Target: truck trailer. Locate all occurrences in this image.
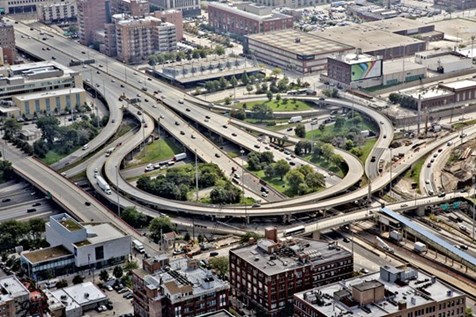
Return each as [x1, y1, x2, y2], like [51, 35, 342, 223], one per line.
[288, 116, 303, 123]
[96, 175, 112, 195]
[132, 240, 145, 253]
[173, 153, 187, 161]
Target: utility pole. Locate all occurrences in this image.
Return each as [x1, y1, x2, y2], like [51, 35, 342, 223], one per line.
[116, 165, 120, 217]
[195, 148, 199, 202]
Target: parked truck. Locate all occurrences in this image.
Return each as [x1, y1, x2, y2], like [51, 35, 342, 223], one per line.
[288, 116, 302, 124]
[414, 242, 427, 253]
[96, 175, 112, 195]
[389, 230, 402, 242]
[132, 240, 145, 253]
[173, 153, 187, 161]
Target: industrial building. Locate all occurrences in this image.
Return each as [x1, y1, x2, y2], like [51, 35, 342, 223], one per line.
[434, 0, 476, 10]
[208, 2, 293, 39]
[230, 228, 353, 316]
[152, 57, 262, 88]
[37, 0, 77, 24]
[403, 80, 476, 109]
[415, 51, 473, 74]
[294, 265, 466, 317]
[325, 51, 426, 89]
[0, 61, 85, 118]
[21, 213, 131, 281]
[347, 4, 399, 21]
[149, 0, 200, 17]
[0, 20, 16, 65]
[0, 275, 30, 317]
[132, 255, 230, 317]
[45, 282, 108, 316]
[246, 29, 353, 74]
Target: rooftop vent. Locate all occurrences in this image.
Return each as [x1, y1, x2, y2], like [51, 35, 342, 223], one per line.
[295, 38, 301, 43]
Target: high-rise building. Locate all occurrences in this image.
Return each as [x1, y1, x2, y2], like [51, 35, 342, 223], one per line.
[294, 265, 467, 317]
[132, 255, 230, 317]
[208, 2, 293, 38]
[230, 228, 354, 316]
[114, 14, 176, 64]
[0, 276, 30, 317]
[37, 0, 77, 24]
[77, 0, 108, 46]
[153, 10, 183, 41]
[149, 0, 200, 17]
[0, 20, 15, 65]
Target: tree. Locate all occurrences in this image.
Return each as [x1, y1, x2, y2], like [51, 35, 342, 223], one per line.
[67, 24, 78, 35]
[230, 76, 238, 88]
[334, 117, 345, 129]
[322, 88, 339, 98]
[148, 55, 157, 66]
[121, 207, 148, 228]
[274, 159, 290, 180]
[72, 275, 84, 284]
[266, 91, 273, 101]
[149, 216, 175, 243]
[124, 260, 139, 272]
[271, 67, 282, 79]
[113, 266, 123, 278]
[242, 85, 252, 95]
[287, 169, 305, 193]
[219, 77, 228, 90]
[209, 256, 229, 275]
[184, 232, 191, 241]
[214, 45, 225, 56]
[99, 270, 109, 282]
[224, 97, 231, 105]
[321, 143, 335, 159]
[3, 119, 20, 139]
[264, 165, 274, 179]
[241, 71, 250, 85]
[277, 77, 289, 92]
[247, 152, 262, 170]
[276, 93, 282, 102]
[241, 231, 262, 243]
[251, 103, 273, 121]
[295, 124, 306, 138]
[36, 116, 60, 145]
[388, 93, 401, 104]
[56, 280, 68, 288]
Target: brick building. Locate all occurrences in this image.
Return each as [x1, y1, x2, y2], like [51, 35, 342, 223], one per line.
[404, 80, 476, 109]
[294, 265, 466, 317]
[153, 10, 184, 41]
[208, 2, 293, 39]
[0, 20, 15, 65]
[132, 255, 230, 317]
[230, 228, 353, 316]
[77, 0, 107, 46]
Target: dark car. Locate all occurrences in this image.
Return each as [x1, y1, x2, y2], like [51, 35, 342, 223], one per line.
[85, 201, 91, 206]
[120, 84, 125, 88]
[210, 252, 219, 257]
[2, 198, 11, 203]
[32, 202, 41, 207]
[175, 121, 180, 126]
[27, 208, 36, 213]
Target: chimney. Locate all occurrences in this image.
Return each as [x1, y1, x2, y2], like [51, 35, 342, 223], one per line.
[398, 300, 407, 310]
[265, 227, 278, 242]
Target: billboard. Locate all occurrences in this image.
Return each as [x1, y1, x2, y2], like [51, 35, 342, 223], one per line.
[351, 60, 382, 81]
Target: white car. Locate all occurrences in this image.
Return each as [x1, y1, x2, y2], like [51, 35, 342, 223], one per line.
[178, 99, 184, 104]
[145, 164, 154, 171]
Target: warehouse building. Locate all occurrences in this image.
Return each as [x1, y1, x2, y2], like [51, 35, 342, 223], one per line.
[415, 51, 473, 74]
[230, 228, 353, 316]
[294, 265, 466, 317]
[245, 29, 353, 74]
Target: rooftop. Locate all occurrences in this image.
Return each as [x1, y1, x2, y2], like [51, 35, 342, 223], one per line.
[364, 17, 430, 33]
[0, 276, 29, 303]
[22, 245, 72, 264]
[382, 59, 427, 75]
[332, 52, 381, 65]
[315, 26, 424, 54]
[7, 61, 76, 77]
[83, 223, 127, 244]
[407, 86, 453, 100]
[294, 265, 465, 317]
[209, 2, 291, 21]
[231, 238, 352, 276]
[54, 282, 107, 306]
[13, 88, 84, 101]
[440, 80, 476, 91]
[247, 29, 352, 56]
[197, 310, 235, 317]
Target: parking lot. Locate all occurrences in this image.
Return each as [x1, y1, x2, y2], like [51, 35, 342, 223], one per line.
[85, 285, 134, 317]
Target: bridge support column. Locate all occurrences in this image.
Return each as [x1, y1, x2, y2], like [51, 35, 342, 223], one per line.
[312, 231, 320, 240]
[415, 206, 425, 217]
[245, 216, 250, 224]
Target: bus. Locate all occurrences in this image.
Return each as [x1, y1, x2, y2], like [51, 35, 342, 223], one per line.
[283, 225, 305, 237]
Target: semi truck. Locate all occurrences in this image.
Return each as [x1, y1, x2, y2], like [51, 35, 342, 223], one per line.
[173, 153, 187, 161]
[132, 240, 145, 253]
[96, 175, 112, 195]
[288, 116, 303, 123]
[414, 242, 427, 253]
[376, 237, 394, 253]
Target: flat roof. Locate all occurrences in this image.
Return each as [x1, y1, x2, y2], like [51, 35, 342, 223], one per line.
[197, 310, 234, 317]
[407, 87, 453, 100]
[364, 17, 430, 33]
[382, 59, 426, 75]
[315, 26, 424, 54]
[83, 223, 127, 244]
[295, 265, 464, 317]
[247, 29, 353, 56]
[381, 208, 476, 267]
[60, 282, 107, 306]
[231, 238, 352, 276]
[433, 18, 476, 40]
[13, 88, 84, 101]
[332, 52, 380, 65]
[209, 2, 290, 21]
[0, 276, 29, 303]
[7, 61, 75, 75]
[22, 245, 72, 264]
[440, 80, 476, 91]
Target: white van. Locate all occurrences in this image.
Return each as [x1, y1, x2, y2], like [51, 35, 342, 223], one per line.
[82, 144, 89, 150]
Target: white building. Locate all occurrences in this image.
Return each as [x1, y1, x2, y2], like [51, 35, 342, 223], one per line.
[21, 213, 131, 281]
[0, 61, 85, 118]
[45, 282, 108, 317]
[415, 51, 473, 74]
[37, 0, 77, 24]
[0, 276, 30, 316]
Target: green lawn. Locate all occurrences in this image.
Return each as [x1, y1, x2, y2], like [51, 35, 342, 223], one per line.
[236, 99, 313, 112]
[304, 155, 345, 178]
[453, 119, 476, 130]
[42, 150, 67, 165]
[130, 138, 181, 166]
[251, 170, 291, 196]
[306, 116, 375, 141]
[405, 156, 427, 184]
[359, 138, 377, 163]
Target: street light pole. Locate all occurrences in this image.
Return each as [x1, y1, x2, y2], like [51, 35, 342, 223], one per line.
[240, 149, 246, 223]
[195, 148, 199, 202]
[389, 148, 393, 192]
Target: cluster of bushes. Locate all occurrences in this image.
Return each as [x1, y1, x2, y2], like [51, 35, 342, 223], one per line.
[0, 219, 47, 253]
[389, 93, 417, 108]
[148, 46, 225, 66]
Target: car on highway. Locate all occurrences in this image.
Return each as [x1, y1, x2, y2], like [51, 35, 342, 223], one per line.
[343, 237, 350, 243]
[144, 98, 149, 102]
[120, 84, 125, 88]
[261, 192, 268, 197]
[460, 244, 468, 250]
[425, 179, 430, 184]
[85, 201, 91, 206]
[400, 204, 408, 208]
[265, 146, 270, 150]
[215, 153, 221, 158]
[147, 78, 152, 81]
[82, 144, 89, 150]
[1, 198, 11, 203]
[32, 202, 41, 207]
[175, 121, 180, 126]
[210, 252, 219, 257]
[27, 208, 36, 213]
[427, 163, 431, 168]
[178, 99, 184, 104]
[232, 133, 237, 137]
[438, 148, 443, 153]
[287, 128, 293, 131]
[433, 153, 438, 158]
[160, 115, 164, 119]
[186, 108, 191, 112]
[191, 134, 196, 139]
[81, 51, 86, 54]
[360, 268, 369, 274]
[205, 115, 211, 120]
[222, 125, 228, 129]
[180, 131, 185, 135]
[254, 144, 261, 149]
[99, 64, 103, 68]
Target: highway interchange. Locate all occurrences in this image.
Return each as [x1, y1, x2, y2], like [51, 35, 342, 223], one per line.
[7, 20, 476, 231]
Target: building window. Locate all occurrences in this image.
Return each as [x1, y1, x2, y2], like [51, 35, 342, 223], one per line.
[95, 246, 104, 260]
[24, 101, 30, 115]
[66, 95, 71, 110]
[76, 93, 81, 108]
[35, 99, 40, 113]
[55, 96, 61, 110]
[45, 98, 51, 112]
